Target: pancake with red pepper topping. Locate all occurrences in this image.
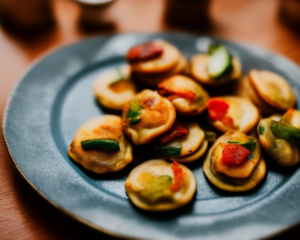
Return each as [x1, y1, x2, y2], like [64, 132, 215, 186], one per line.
[207, 96, 260, 134]
[125, 159, 196, 211]
[68, 115, 133, 174]
[128, 40, 180, 74]
[158, 75, 209, 115]
[122, 89, 176, 145]
[203, 130, 266, 192]
[155, 121, 208, 163]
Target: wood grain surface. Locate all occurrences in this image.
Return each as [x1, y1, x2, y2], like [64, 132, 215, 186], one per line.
[1, 0, 300, 239]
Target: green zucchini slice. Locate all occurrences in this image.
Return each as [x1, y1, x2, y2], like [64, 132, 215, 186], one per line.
[270, 120, 300, 143]
[207, 44, 233, 79]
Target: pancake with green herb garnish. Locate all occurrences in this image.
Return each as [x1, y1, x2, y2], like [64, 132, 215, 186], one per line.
[68, 115, 132, 174]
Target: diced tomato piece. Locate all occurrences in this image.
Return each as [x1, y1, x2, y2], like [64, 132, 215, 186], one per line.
[221, 144, 250, 165]
[126, 41, 163, 63]
[157, 86, 196, 102]
[207, 98, 229, 120]
[159, 122, 189, 144]
[221, 116, 234, 128]
[207, 98, 235, 127]
[170, 161, 184, 192]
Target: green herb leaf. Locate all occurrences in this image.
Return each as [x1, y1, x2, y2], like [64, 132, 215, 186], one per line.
[156, 146, 181, 156]
[127, 99, 142, 125]
[81, 139, 120, 151]
[204, 131, 217, 142]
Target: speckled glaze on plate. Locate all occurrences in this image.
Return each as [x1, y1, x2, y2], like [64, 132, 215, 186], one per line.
[3, 33, 300, 240]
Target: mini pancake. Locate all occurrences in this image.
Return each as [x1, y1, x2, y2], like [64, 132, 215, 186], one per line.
[122, 89, 176, 145]
[258, 109, 300, 166]
[190, 54, 242, 86]
[133, 56, 187, 86]
[249, 70, 296, 111]
[155, 122, 205, 159]
[208, 96, 260, 134]
[93, 65, 137, 110]
[68, 115, 132, 174]
[130, 40, 180, 74]
[158, 75, 209, 115]
[203, 130, 266, 192]
[125, 159, 196, 211]
[233, 77, 280, 116]
[171, 140, 208, 163]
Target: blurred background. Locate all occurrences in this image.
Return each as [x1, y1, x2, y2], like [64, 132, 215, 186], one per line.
[1, 0, 300, 239]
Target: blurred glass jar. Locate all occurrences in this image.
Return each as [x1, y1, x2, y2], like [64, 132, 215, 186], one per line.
[0, 0, 54, 31]
[165, 0, 210, 29]
[280, 0, 300, 27]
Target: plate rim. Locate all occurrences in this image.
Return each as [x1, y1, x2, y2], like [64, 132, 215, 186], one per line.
[3, 32, 300, 240]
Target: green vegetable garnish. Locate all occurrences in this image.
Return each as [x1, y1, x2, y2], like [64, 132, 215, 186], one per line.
[109, 68, 125, 86]
[81, 139, 120, 151]
[155, 146, 181, 156]
[139, 175, 173, 204]
[204, 131, 217, 142]
[270, 120, 300, 143]
[207, 44, 233, 80]
[228, 138, 256, 159]
[127, 99, 142, 125]
[258, 125, 265, 135]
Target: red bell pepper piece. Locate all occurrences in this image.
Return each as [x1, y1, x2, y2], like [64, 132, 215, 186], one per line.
[170, 161, 184, 192]
[158, 122, 189, 144]
[157, 87, 196, 102]
[221, 144, 250, 165]
[207, 98, 234, 127]
[126, 41, 163, 63]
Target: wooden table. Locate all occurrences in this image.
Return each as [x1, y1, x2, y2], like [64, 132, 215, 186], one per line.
[1, 0, 300, 239]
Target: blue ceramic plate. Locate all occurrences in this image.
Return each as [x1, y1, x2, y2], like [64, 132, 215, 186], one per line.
[3, 33, 300, 240]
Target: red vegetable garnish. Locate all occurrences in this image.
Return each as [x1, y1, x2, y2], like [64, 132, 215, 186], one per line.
[170, 161, 184, 192]
[207, 98, 234, 127]
[220, 116, 235, 128]
[221, 144, 250, 165]
[126, 41, 163, 63]
[159, 122, 189, 144]
[141, 97, 155, 108]
[157, 86, 196, 102]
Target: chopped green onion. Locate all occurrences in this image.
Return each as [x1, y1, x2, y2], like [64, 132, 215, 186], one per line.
[109, 68, 125, 86]
[156, 146, 181, 156]
[130, 116, 141, 125]
[270, 120, 300, 143]
[204, 131, 217, 142]
[81, 139, 120, 151]
[258, 126, 265, 135]
[127, 99, 142, 125]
